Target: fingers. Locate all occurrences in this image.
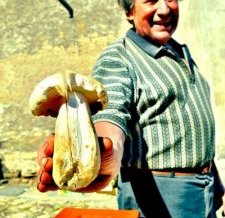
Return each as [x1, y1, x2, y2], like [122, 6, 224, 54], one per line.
[37, 170, 58, 192]
[37, 135, 54, 165]
[37, 181, 58, 192]
[37, 165, 58, 192]
[37, 142, 48, 165]
[44, 135, 54, 156]
[36, 135, 57, 192]
[37, 182, 49, 192]
[40, 157, 53, 172]
[38, 170, 54, 185]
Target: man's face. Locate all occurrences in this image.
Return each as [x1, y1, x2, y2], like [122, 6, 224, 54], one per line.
[127, 0, 179, 45]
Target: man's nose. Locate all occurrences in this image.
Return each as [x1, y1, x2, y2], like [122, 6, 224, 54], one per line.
[156, 0, 170, 15]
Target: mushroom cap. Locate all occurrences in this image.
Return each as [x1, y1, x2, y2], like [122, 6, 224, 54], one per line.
[29, 72, 108, 117]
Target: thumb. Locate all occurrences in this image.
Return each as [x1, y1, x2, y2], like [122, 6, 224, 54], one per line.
[98, 137, 113, 154]
[98, 137, 114, 176]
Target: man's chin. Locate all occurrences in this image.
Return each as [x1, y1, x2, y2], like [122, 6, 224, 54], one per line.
[151, 32, 173, 45]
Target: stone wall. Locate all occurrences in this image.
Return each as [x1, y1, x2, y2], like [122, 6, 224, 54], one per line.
[0, 0, 126, 181]
[0, 0, 126, 152]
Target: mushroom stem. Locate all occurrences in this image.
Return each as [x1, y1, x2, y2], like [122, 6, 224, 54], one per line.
[53, 91, 101, 190]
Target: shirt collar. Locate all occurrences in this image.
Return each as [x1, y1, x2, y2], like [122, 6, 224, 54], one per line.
[126, 28, 183, 59]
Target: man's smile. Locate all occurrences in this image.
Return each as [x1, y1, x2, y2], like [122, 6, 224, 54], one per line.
[151, 19, 173, 30]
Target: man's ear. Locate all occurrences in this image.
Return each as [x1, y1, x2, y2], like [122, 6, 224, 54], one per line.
[126, 9, 134, 24]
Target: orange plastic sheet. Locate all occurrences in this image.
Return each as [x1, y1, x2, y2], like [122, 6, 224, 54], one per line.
[55, 208, 139, 218]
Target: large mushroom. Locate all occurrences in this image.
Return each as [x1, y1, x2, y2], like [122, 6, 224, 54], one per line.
[29, 72, 108, 191]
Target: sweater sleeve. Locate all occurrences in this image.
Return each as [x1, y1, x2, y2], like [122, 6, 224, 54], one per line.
[91, 40, 134, 136]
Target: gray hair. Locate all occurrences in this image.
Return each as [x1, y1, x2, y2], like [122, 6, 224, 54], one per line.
[117, 0, 134, 13]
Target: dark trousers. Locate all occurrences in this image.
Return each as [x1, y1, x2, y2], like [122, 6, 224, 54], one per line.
[117, 168, 217, 218]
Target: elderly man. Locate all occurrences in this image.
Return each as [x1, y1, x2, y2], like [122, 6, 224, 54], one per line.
[37, 0, 225, 217]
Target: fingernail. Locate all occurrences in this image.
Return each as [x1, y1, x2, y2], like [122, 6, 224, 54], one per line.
[44, 141, 53, 156]
[37, 183, 47, 192]
[37, 173, 42, 183]
[41, 158, 48, 168]
[44, 142, 49, 152]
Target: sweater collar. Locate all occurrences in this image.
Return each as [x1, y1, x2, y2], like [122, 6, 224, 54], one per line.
[126, 28, 184, 59]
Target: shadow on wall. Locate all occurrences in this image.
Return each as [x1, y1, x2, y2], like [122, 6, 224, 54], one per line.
[0, 141, 4, 180]
[0, 159, 4, 180]
[0, 165, 4, 180]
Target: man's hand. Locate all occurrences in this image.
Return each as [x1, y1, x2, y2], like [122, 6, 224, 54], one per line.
[37, 135, 58, 192]
[77, 137, 114, 192]
[36, 134, 114, 192]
